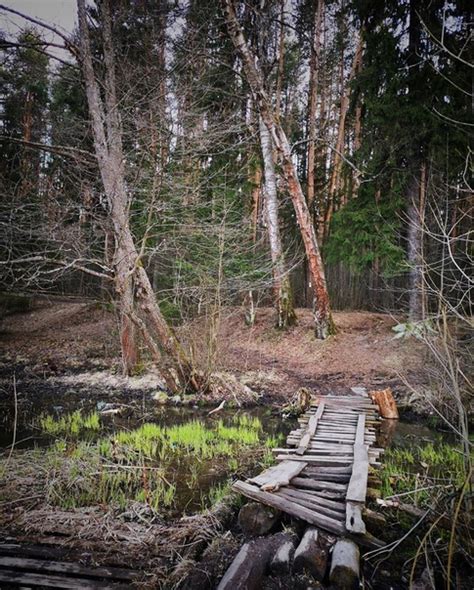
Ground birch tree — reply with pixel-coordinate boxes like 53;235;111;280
222;0;334;338
259;116;296;328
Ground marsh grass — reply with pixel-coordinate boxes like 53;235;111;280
12;411;272;514
380;442;467;505
38;410;100;437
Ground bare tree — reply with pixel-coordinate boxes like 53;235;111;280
76;0;199;390
222;0;334;338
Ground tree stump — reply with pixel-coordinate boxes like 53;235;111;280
329;539;360;589
293;527;328;581
238;502;281;536
369;388;399;419
269;531;298;576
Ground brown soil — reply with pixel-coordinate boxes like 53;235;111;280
0;298;425;401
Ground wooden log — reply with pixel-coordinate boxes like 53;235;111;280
238;502;281;536
249;460;307;492
290;477;347;493
293;527;328;581
369;387;399;419
216;536;277;590
232;481;346;535
329;539;360;589
269;531;299;576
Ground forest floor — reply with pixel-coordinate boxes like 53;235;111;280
1;298;462;590
0;296;426;405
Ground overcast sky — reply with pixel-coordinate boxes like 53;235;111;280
1;1;77;60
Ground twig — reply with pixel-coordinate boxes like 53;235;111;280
447;467;472;590
6;374;18;466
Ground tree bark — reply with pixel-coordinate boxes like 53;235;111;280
407;163;426;321
306;0;324;211
222;0;334;338
77;0;198;390
323;32;363;240
259;116;296;328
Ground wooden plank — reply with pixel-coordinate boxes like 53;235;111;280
296;401;325;455
232;481;346;536
298;473;350;483
275;490;344;521
346;502;366;534
0;569;129;589
291;477;347;493
303;465;353;475
276;454;354;464
288;431;376;440
287;435;374;445
355;414;366;445
249;460;307;491
0;557;136;581
283;487;345;512
273;448;356;457
346;444;369;502
346;414;370;504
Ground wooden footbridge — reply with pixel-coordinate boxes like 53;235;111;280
232;394;384;544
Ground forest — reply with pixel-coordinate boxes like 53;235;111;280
0;1;472;589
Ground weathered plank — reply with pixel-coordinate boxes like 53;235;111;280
232;481;346;536
296;402;325;455
290;477;347;493
346;501;366;534
249;460;307;492
303;465;353;475
281;487;345;512
0;570;129;589
275;490;344;521
276;454;354;464
0;557;136;581
346;415;370;503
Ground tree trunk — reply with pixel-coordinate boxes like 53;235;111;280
274;0;285;124
323;32;363;240
222;0;334;339
407;163;426;321
77;0;199;390
306;0;324;211
259;116;296;328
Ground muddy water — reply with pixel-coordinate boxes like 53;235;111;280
0;372;295;514
0;367;454;518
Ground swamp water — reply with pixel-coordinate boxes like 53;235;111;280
0;402;293;516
